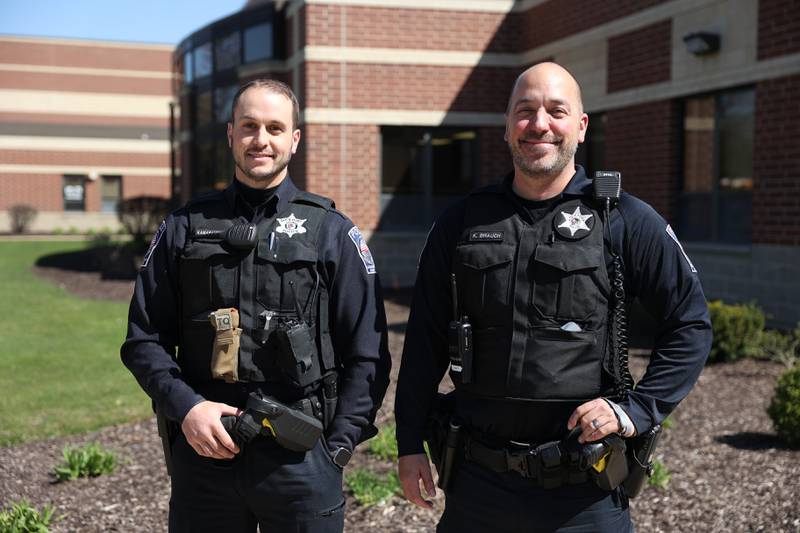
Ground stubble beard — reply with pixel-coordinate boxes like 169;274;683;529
233;151;292;186
509;136;578;179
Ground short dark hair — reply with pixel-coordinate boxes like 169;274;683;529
230;79;300;129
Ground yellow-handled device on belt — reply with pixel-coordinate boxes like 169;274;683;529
221;392;323;452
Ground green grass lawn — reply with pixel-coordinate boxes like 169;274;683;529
0;241;151;446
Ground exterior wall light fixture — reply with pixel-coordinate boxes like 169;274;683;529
683;32;721;55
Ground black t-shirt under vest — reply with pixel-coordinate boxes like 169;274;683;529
451;184;616;440
176;190;336;394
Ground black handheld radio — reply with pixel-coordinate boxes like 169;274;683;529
448;273;473;383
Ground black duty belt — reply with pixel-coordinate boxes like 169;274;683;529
464;436;588;488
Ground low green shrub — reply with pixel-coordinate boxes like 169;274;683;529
53;442;116;481
708;301;765;363
368;423;398;461
345;468;401;506
0;500;53;533
759;327;800;367
767;364;800;448
648;458;671;489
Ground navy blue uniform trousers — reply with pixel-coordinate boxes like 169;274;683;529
168;434;345;533
437;461;634;533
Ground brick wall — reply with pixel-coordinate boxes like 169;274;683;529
517;0;663;51
0;71;171;95
0;150;168;167
0;175;62;210
758;0;800;59
0;173;171;211
0;112;168;128
301;123;380;229
303;62;514;112
605;99;681;222
0;37;173;226
0;40;172;71
122;175;172;199
752;74;800;245
303;5;515;53
607;20;672;93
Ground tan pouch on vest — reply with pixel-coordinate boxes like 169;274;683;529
209;308;241;383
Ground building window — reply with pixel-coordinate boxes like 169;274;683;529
214;85;238;124
215;32;241;71
244;22;273;63
576;112;606;176
183;51;193;84
195;140;215;194
380;127;478;230
679;87;754;244
101;175;122;213
215;142;233;188
196;90;213;128
194;42;213;79
63;175;86;211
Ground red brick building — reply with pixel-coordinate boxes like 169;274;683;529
0;36;174;233
177;0;800;325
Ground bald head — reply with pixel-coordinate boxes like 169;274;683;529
503;61;589;188
506;62;584;115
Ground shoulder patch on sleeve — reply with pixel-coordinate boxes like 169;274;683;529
666;224;697;273
141;220;167;269
347;226;376;275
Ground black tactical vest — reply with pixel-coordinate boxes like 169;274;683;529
176;190;337;390
451;185;616;435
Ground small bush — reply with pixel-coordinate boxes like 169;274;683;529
345;468;401;506
0;500;53;532
368;423;398;461
117;196;170;252
8;204;37;234
53;442;116;481
767;364;800;448
661;415;673;430
648;458;671;489
708;301;765;363
759;327;800;367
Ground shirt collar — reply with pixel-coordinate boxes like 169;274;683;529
502;165;592;198
224;176;299;216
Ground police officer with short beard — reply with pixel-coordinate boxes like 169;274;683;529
395;63;711;532
122;79;391;533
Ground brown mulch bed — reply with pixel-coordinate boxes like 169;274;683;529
2;263;798;532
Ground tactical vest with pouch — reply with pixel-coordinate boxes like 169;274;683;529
177;191;337;394
451;185;618;439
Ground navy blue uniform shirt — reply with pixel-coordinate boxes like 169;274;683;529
121;177;391;454
395;166;712;456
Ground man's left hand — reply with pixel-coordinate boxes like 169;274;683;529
567;398;620;443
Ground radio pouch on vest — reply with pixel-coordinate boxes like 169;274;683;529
209;308;241;383
273;320;320;387
273;280;322;388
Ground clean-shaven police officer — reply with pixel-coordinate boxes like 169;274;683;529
395;62;711;531
122;79;391;533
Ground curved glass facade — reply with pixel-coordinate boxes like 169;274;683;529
174;2;287;200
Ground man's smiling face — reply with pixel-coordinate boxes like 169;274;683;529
227;87;300;189
504;63;588;179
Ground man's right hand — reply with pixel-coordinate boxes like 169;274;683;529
398;453;436;509
181;401;241;459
